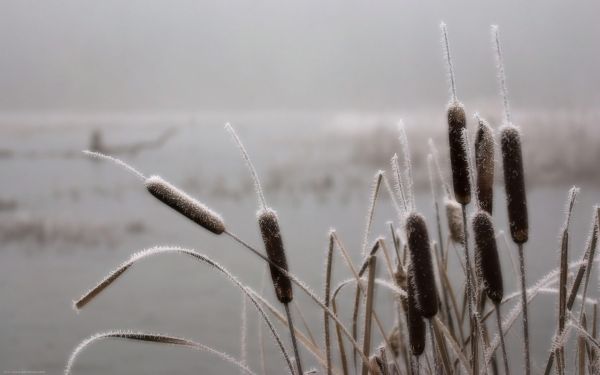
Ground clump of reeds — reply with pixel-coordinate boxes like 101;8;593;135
66;22;600;375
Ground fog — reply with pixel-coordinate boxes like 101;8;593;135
0;0;598;113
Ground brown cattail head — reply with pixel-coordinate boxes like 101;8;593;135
474;116;495;214
406;264;426;356
406;213;438;318
257;208;293;304
445;198;464;244
472;211;504;304
145;176;225;234
500;125;528;243
447;102;471;205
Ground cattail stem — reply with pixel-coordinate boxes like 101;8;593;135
427;322;440;374
285;303;303;375
440;22;458;103
324;233;335;375
495;304;510;375
461;205;479;375
518;243;531;375
361;256;377;375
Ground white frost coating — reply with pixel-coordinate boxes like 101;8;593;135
391;153;408;213
82;150;146;180
225;123;268;210
484;257;595;368
461;128;477;208
440;22;458;103
397;121;415;212
381;173;403;220
65;331;256;375
491;25;513;126
361;171;384;257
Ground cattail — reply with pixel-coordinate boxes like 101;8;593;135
474;115;495;214
406;213;438;318
145;176;226;235
472;211;503;304
406;264;426;356
257;208;293;304
447;103;471;205
500;125;528;244
445;198;464;244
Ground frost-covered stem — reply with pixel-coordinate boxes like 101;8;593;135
518;243;531;375
285;303;303;375
225;123;267;210
240;294;248;374
362;171;383;256
398;122;415;211
495;304;510;375
324;233;335;375
440;22;458;103
462;205;479;375
82;150;146;180
492;25;512;126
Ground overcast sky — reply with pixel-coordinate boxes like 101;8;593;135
0;0;598;112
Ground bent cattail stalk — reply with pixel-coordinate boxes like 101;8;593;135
500;125;528;244
405;213;438;318
407;264;426;356
145;176;226;235
474;115;495;215
82;151;227;235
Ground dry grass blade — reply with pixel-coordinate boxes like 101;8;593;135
65;331;256;375
361;256;377;375
73;246;295;374
324;232;335;375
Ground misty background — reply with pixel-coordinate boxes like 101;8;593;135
1;1;599;374
0;0;598;113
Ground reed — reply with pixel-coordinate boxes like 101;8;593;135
493;24;531;374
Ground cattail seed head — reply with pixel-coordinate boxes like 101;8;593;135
406;264;426;356
474;116;495;214
145;176;225;234
447;102;471;205
472;211;503;304
500;125;528;244
257;208;293;304
445;198;464;244
406;213;438;318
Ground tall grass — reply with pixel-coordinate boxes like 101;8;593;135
67;23;600;375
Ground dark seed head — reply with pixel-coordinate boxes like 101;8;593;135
474;117;495;214
472;211;503;304
145;176;225;235
500;125;528;244
405;213;438;318
258;208;293;304
406;264;426;356
447;102;471;205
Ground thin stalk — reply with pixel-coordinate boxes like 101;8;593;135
361;256;377;375
495;304;510;375
285;303;303;375
324;233;335;375
518;243;531;375
462;204;479;375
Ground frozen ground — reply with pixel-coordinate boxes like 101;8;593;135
0;110;599;374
